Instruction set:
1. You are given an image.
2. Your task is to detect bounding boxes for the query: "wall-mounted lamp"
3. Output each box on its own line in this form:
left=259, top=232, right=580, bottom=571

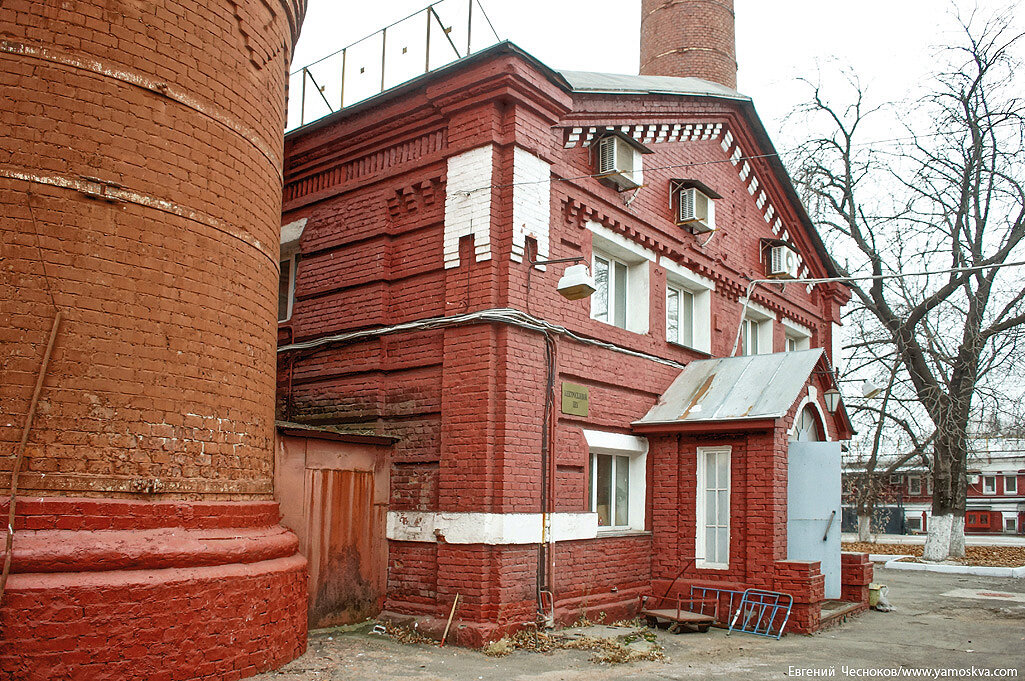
left=530, top=256, right=595, bottom=301
left=861, top=379, right=884, bottom=399
left=823, top=388, right=841, bottom=413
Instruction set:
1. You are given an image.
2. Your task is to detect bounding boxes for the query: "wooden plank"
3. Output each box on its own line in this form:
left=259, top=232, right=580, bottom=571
left=641, top=608, right=715, bottom=624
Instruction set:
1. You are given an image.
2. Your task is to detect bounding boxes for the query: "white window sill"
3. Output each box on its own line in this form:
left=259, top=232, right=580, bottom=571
left=695, top=561, right=730, bottom=570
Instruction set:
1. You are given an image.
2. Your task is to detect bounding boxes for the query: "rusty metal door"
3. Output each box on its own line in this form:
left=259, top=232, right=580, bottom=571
left=275, top=433, right=390, bottom=629
left=304, top=468, right=388, bottom=628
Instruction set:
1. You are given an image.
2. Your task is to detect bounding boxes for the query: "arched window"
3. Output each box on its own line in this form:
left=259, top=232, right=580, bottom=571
left=791, top=405, right=825, bottom=442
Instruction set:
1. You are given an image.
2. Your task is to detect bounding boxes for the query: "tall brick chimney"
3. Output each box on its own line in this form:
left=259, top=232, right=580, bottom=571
left=639, top=0, right=738, bottom=89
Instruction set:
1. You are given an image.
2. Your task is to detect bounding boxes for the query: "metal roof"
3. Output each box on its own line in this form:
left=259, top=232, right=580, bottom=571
left=559, top=69, right=750, bottom=101
left=633, top=350, right=824, bottom=426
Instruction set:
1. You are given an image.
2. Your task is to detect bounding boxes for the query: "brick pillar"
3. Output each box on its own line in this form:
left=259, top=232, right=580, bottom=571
left=841, top=552, right=873, bottom=605
left=773, top=559, right=825, bottom=634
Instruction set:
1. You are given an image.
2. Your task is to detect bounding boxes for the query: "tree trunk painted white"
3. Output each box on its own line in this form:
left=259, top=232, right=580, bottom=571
left=923, top=513, right=954, bottom=561
left=857, top=514, right=872, bottom=542
left=949, top=515, right=966, bottom=558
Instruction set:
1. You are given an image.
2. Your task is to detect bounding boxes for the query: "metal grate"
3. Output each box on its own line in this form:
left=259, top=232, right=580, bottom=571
left=727, top=589, right=793, bottom=640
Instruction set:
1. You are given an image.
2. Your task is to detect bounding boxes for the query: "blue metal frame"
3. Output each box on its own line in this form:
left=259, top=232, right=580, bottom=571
left=689, top=586, right=745, bottom=625
left=727, top=589, right=793, bottom=639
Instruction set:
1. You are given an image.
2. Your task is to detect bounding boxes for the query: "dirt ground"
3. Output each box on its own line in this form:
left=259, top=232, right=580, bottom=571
left=843, top=542, right=1025, bottom=567
left=254, top=567, right=1025, bottom=680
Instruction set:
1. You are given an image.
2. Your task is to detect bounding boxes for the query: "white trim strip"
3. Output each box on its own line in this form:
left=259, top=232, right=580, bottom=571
left=386, top=511, right=599, bottom=545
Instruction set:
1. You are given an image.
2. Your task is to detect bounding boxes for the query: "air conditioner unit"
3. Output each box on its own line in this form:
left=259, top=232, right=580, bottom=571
left=677, top=187, right=716, bottom=233
left=596, top=136, right=642, bottom=190
left=768, top=244, right=800, bottom=279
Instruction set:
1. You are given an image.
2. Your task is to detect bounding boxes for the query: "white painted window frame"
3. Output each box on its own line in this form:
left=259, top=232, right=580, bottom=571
left=278, top=254, right=297, bottom=323
left=662, top=258, right=713, bottom=353
left=588, top=222, right=652, bottom=335
left=782, top=317, right=812, bottom=352
left=1004, top=513, right=1018, bottom=533
left=908, top=475, right=922, bottom=496
left=583, top=429, right=648, bottom=533
left=695, top=446, right=731, bottom=570
left=1004, top=475, right=1017, bottom=495
left=982, top=475, right=997, bottom=495
left=741, top=300, right=774, bottom=355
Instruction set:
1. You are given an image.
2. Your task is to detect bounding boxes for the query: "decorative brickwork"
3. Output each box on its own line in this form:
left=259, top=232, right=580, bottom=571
left=640, top=0, right=738, bottom=88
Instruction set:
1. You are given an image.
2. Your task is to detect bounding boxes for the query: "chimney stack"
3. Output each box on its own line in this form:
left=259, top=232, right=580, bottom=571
left=639, top=0, right=737, bottom=89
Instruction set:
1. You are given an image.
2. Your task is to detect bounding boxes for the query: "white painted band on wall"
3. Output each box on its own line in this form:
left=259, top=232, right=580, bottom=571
left=386, top=511, right=599, bottom=545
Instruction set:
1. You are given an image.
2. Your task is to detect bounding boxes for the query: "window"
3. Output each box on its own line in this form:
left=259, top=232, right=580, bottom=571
left=1005, top=475, right=1017, bottom=495
left=908, top=475, right=922, bottom=496
left=666, top=285, right=694, bottom=347
left=592, top=252, right=629, bottom=328
left=905, top=515, right=922, bottom=533
left=278, top=255, right=296, bottom=322
left=588, top=223, right=652, bottom=334
left=663, top=259, right=714, bottom=352
left=783, top=318, right=812, bottom=352
left=740, top=301, right=774, bottom=355
left=696, top=446, right=731, bottom=569
left=1005, top=514, right=1018, bottom=533
left=982, top=475, right=997, bottom=495
left=584, top=430, right=648, bottom=532
left=791, top=405, right=824, bottom=442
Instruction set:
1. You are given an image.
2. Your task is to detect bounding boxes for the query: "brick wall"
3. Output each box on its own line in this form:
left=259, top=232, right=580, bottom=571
left=1, top=0, right=305, bottom=498
left=280, top=45, right=849, bottom=640
left=1, top=497, right=307, bottom=680
left=640, top=0, right=737, bottom=88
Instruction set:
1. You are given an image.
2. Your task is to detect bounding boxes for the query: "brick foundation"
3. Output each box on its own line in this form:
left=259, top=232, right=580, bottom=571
left=0, top=498, right=308, bottom=681
left=840, top=551, right=873, bottom=606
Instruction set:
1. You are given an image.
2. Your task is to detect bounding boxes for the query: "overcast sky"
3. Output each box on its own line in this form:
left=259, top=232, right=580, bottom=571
left=290, top=0, right=1019, bottom=147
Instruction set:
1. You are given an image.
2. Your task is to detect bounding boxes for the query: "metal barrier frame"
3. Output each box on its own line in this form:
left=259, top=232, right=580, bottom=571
left=727, top=589, right=793, bottom=640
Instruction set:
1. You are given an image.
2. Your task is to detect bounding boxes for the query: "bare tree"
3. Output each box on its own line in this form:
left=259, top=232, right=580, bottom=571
left=790, top=10, right=1025, bottom=560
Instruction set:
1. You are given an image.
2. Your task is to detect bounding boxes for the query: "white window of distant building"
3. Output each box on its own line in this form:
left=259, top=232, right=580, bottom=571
left=783, top=318, right=812, bottom=352
left=908, top=475, right=922, bottom=496
left=584, top=430, right=648, bottom=532
left=982, top=475, right=997, bottom=495
left=740, top=301, right=774, bottom=355
left=1005, top=514, right=1018, bottom=533
left=905, top=514, right=922, bottom=533
left=696, top=446, right=731, bottom=569
left=278, top=255, right=297, bottom=323
left=588, top=222, right=652, bottom=334
left=1005, top=475, right=1017, bottom=495
left=663, top=259, right=714, bottom=353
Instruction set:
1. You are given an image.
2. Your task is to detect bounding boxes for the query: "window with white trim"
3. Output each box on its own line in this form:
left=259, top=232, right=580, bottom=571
left=588, top=224, right=651, bottom=334
left=592, top=251, right=630, bottom=329
left=584, top=430, right=648, bottom=532
left=666, top=284, right=694, bottom=347
left=663, top=260, right=713, bottom=352
left=1005, top=514, right=1018, bottom=533
left=982, top=475, right=997, bottom=495
left=908, top=475, right=922, bottom=496
left=696, top=446, right=731, bottom=569
left=1005, top=475, right=1017, bottom=495
left=783, top=318, right=812, bottom=352
left=740, top=303, right=774, bottom=355
left=905, top=514, right=922, bottom=532
left=278, top=255, right=297, bottom=322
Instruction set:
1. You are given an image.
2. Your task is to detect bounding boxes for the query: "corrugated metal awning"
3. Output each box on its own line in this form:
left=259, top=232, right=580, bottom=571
left=633, top=350, right=825, bottom=429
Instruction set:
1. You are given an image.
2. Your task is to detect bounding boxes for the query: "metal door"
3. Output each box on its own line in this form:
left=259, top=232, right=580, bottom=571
left=787, top=441, right=842, bottom=599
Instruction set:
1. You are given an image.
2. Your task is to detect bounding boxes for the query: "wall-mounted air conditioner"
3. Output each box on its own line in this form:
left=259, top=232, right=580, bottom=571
left=596, top=135, right=644, bottom=190
left=768, top=244, right=800, bottom=279
left=677, top=187, right=716, bottom=233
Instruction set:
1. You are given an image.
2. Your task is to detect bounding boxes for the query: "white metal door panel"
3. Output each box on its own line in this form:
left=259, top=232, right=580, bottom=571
left=787, top=441, right=842, bottom=599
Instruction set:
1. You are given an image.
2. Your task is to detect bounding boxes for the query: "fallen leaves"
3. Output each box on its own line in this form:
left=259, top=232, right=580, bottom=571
left=842, top=542, right=1025, bottom=567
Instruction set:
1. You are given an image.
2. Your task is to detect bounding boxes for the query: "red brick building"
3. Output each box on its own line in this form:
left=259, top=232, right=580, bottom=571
left=845, top=438, right=1025, bottom=535
left=276, top=1, right=870, bottom=643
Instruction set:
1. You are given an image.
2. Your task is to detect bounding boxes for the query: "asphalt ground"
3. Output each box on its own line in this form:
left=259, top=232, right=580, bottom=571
left=254, top=567, right=1025, bottom=680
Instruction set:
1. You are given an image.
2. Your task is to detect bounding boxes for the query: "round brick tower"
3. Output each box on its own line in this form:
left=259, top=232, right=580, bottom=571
left=0, top=1, right=308, bottom=678
left=639, top=0, right=737, bottom=88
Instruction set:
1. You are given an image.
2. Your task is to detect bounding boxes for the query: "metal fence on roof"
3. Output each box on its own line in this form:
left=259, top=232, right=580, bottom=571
left=286, top=0, right=500, bottom=131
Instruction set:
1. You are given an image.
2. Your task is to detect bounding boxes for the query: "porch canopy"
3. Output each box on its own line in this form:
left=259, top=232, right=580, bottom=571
left=632, top=349, right=851, bottom=436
